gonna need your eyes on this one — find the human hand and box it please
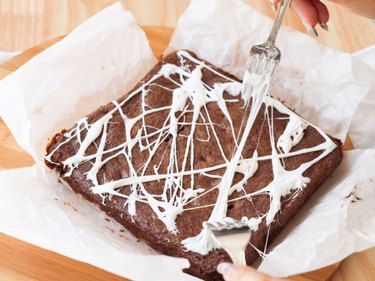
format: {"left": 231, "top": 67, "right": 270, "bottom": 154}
{"left": 217, "top": 262, "right": 293, "bottom": 281}
{"left": 270, "top": 0, "right": 375, "bottom": 37}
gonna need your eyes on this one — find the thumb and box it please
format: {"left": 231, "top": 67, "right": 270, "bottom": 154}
{"left": 217, "top": 262, "right": 272, "bottom": 281}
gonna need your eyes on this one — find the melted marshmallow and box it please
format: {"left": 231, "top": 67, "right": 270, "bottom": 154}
{"left": 45, "top": 50, "right": 337, "bottom": 256}
{"left": 277, "top": 115, "right": 308, "bottom": 153}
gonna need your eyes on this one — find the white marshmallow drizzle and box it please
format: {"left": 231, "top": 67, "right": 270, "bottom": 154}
{"left": 45, "top": 50, "right": 336, "bottom": 256}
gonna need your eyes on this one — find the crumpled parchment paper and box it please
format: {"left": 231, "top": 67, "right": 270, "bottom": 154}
{"left": 0, "top": 0, "right": 374, "bottom": 279}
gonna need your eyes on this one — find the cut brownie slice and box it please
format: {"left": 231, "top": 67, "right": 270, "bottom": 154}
{"left": 45, "top": 50, "right": 342, "bottom": 280}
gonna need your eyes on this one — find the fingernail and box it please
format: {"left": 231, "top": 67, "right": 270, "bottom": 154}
{"left": 217, "top": 262, "right": 233, "bottom": 274}
{"left": 318, "top": 21, "right": 329, "bottom": 32}
{"left": 302, "top": 21, "right": 319, "bottom": 37}
{"left": 269, "top": 0, "right": 276, "bottom": 12}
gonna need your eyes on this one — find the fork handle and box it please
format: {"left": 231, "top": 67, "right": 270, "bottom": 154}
{"left": 227, "top": 249, "right": 247, "bottom": 265}
{"left": 267, "top": 0, "right": 292, "bottom": 45}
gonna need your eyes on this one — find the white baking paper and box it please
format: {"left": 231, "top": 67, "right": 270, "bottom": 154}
{"left": 348, "top": 45, "right": 375, "bottom": 149}
{"left": 0, "top": 51, "right": 21, "bottom": 64}
{"left": 0, "top": 0, "right": 375, "bottom": 280}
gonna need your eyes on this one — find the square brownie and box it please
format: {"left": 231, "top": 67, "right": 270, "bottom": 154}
{"left": 45, "top": 50, "right": 342, "bottom": 280}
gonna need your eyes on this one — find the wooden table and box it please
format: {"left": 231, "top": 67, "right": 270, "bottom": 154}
{"left": 0, "top": 1, "right": 374, "bottom": 281}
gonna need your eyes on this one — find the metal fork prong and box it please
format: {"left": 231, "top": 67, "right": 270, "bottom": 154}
{"left": 248, "top": 54, "right": 259, "bottom": 73}
{"left": 256, "top": 55, "right": 268, "bottom": 74}
{"left": 204, "top": 219, "right": 251, "bottom": 265}
{"left": 243, "top": 0, "right": 290, "bottom": 101}
{"left": 265, "top": 59, "right": 277, "bottom": 73}
{"left": 204, "top": 218, "right": 249, "bottom": 231}
{"left": 211, "top": 226, "right": 249, "bottom": 237}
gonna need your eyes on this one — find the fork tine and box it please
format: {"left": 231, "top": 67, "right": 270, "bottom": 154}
{"left": 203, "top": 218, "right": 251, "bottom": 265}
{"left": 257, "top": 55, "right": 268, "bottom": 74}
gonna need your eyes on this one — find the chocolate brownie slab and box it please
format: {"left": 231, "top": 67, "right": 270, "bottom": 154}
{"left": 45, "top": 50, "right": 342, "bottom": 280}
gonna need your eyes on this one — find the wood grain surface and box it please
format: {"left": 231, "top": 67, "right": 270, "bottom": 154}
{"left": 0, "top": 1, "right": 374, "bottom": 281}
{"left": 0, "top": 0, "right": 374, "bottom": 53}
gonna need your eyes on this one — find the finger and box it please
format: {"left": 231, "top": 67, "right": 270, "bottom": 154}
{"left": 274, "top": 0, "right": 329, "bottom": 24}
{"left": 290, "top": 0, "right": 319, "bottom": 36}
{"left": 310, "top": 0, "right": 329, "bottom": 23}
{"left": 310, "top": 0, "right": 329, "bottom": 30}
{"left": 217, "top": 263, "right": 271, "bottom": 281}
{"left": 291, "top": 0, "right": 319, "bottom": 27}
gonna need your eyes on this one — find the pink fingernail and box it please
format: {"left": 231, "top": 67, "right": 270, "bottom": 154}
{"left": 217, "top": 262, "right": 233, "bottom": 274}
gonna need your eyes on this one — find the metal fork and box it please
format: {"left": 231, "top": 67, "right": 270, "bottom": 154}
{"left": 204, "top": 1, "right": 292, "bottom": 265}
{"left": 242, "top": 0, "right": 292, "bottom": 106}
{"left": 204, "top": 219, "right": 251, "bottom": 265}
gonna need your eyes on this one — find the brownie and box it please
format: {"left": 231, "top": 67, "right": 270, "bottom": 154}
{"left": 45, "top": 50, "right": 343, "bottom": 280}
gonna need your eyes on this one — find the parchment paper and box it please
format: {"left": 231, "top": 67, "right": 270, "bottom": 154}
{"left": 348, "top": 46, "right": 375, "bottom": 149}
{"left": 0, "top": 0, "right": 375, "bottom": 279}
{"left": 0, "top": 51, "right": 21, "bottom": 64}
